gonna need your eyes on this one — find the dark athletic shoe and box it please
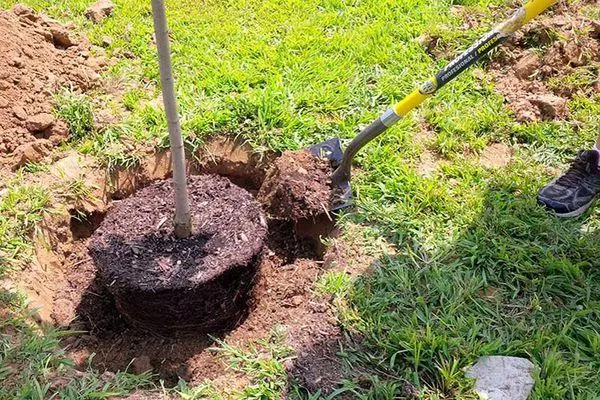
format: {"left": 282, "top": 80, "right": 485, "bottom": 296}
{"left": 538, "top": 150, "right": 600, "bottom": 217}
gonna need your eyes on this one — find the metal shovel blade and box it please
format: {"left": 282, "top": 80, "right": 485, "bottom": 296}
{"left": 308, "top": 138, "right": 352, "bottom": 211}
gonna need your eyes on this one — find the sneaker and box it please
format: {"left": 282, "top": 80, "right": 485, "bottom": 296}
{"left": 538, "top": 150, "right": 600, "bottom": 217}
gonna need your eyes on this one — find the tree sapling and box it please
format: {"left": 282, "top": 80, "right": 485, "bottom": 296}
{"left": 151, "top": 0, "right": 192, "bottom": 238}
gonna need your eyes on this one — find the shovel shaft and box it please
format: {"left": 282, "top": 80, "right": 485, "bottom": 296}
{"left": 332, "top": 0, "right": 557, "bottom": 186}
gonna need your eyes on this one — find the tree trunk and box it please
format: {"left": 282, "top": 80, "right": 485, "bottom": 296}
{"left": 151, "top": 0, "right": 192, "bottom": 238}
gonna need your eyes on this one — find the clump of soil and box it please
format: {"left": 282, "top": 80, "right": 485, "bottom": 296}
{"left": 489, "top": 1, "right": 599, "bottom": 122}
{"left": 0, "top": 5, "right": 104, "bottom": 168}
{"left": 258, "top": 150, "right": 333, "bottom": 220}
{"left": 88, "top": 175, "right": 268, "bottom": 333}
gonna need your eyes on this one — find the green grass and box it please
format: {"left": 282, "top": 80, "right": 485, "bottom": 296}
{"left": 54, "top": 90, "right": 95, "bottom": 141}
{"left": 0, "top": 180, "right": 50, "bottom": 276}
{"left": 1, "top": 0, "right": 600, "bottom": 398}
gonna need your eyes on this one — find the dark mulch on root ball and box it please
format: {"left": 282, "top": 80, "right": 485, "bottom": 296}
{"left": 257, "top": 150, "right": 333, "bottom": 220}
{"left": 88, "top": 175, "right": 268, "bottom": 334}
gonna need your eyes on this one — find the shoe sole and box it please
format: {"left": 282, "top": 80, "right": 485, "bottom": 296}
{"left": 552, "top": 199, "right": 595, "bottom": 218}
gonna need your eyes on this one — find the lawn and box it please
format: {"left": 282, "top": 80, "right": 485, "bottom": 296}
{"left": 1, "top": 0, "right": 599, "bottom": 398}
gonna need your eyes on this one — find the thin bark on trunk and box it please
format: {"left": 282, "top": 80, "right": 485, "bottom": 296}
{"left": 151, "top": 0, "right": 192, "bottom": 238}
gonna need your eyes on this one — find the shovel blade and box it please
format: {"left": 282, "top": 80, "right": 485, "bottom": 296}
{"left": 308, "top": 138, "right": 352, "bottom": 211}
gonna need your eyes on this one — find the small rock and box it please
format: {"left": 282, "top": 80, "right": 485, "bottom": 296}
{"left": 308, "top": 300, "right": 327, "bottom": 313}
{"left": 48, "top": 375, "right": 70, "bottom": 391}
{"left": 479, "top": 143, "right": 512, "bottom": 168}
{"left": 101, "top": 35, "right": 112, "bottom": 47}
{"left": 466, "top": 356, "right": 534, "bottom": 400}
{"left": 131, "top": 356, "right": 152, "bottom": 374}
{"left": 85, "top": 0, "right": 115, "bottom": 23}
{"left": 51, "top": 298, "right": 75, "bottom": 326}
{"left": 26, "top": 113, "right": 55, "bottom": 132}
{"left": 0, "top": 97, "right": 9, "bottom": 109}
{"left": 513, "top": 52, "right": 540, "bottom": 79}
{"left": 529, "top": 94, "right": 568, "bottom": 120}
{"left": 551, "top": 15, "right": 569, "bottom": 27}
{"left": 11, "top": 140, "right": 51, "bottom": 170}
{"left": 50, "top": 26, "right": 76, "bottom": 48}
{"left": 87, "top": 56, "right": 107, "bottom": 69}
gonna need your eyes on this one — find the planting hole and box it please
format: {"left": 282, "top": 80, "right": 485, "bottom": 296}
{"left": 50, "top": 150, "right": 337, "bottom": 384}
{"left": 69, "top": 210, "right": 106, "bottom": 240}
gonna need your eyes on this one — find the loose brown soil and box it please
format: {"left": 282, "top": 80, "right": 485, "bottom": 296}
{"left": 88, "top": 175, "right": 268, "bottom": 333}
{"left": 489, "top": 1, "right": 599, "bottom": 122}
{"left": 258, "top": 150, "right": 333, "bottom": 220}
{"left": 0, "top": 5, "right": 104, "bottom": 169}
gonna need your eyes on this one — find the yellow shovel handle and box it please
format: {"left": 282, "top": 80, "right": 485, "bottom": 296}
{"left": 332, "top": 0, "right": 557, "bottom": 185}
{"left": 389, "top": 0, "right": 557, "bottom": 119}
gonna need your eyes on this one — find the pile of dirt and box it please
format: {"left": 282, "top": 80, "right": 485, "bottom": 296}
{"left": 258, "top": 150, "right": 333, "bottom": 220}
{"left": 88, "top": 175, "right": 268, "bottom": 333}
{"left": 0, "top": 4, "right": 104, "bottom": 169}
{"left": 489, "top": 1, "right": 599, "bottom": 122}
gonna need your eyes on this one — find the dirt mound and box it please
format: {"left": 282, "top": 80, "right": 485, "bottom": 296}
{"left": 88, "top": 175, "right": 268, "bottom": 333}
{"left": 0, "top": 5, "right": 103, "bottom": 169}
{"left": 258, "top": 150, "right": 333, "bottom": 220}
{"left": 489, "top": 1, "right": 599, "bottom": 122}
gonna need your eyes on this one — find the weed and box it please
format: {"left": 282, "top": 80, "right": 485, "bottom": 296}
{"left": 54, "top": 90, "right": 95, "bottom": 141}
{"left": 122, "top": 88, "right": 146, "bottom": 111}
{"left": 79, "top": 124, "right": 142, "bottom": 173}
{"left": 20, "top": 162, "right": 50, "bottom": 174}
{"left": 0, "top": 182, "right": 50, "bottom": 275}
{"left": 212, "top": 326, "right": 292, "bottom": 399}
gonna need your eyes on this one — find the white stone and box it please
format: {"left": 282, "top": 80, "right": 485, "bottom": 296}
{"left": 466, "top": 356, "right": 535, "bottom": 400}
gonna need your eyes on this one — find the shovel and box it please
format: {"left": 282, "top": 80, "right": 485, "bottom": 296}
{"left": 310, "top": 0, "right": 557, "bottom": 210}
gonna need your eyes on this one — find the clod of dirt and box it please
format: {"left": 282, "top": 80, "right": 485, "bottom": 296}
{"left": 529, "top": 94, "right": 568, "bottom": 120}
{"left": 85, "top": 0, "right": 115, "bottom": 24}
{"left": 513, "top": 53, "right": 540, "bottom": 79}
{"left": 10, "top": 140, "right": 52, "bottom": 169}
{"left": 488, "top": 2, "right": 599, "bottom": 122}
{"left": 258, "top": 150, "right": 333, "bottom": 220}
{"left": 0, "top": 5, "right": 102, "bottom": 168}
{"left": 88, "top": 175, "right": 268, "bottom": 333}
